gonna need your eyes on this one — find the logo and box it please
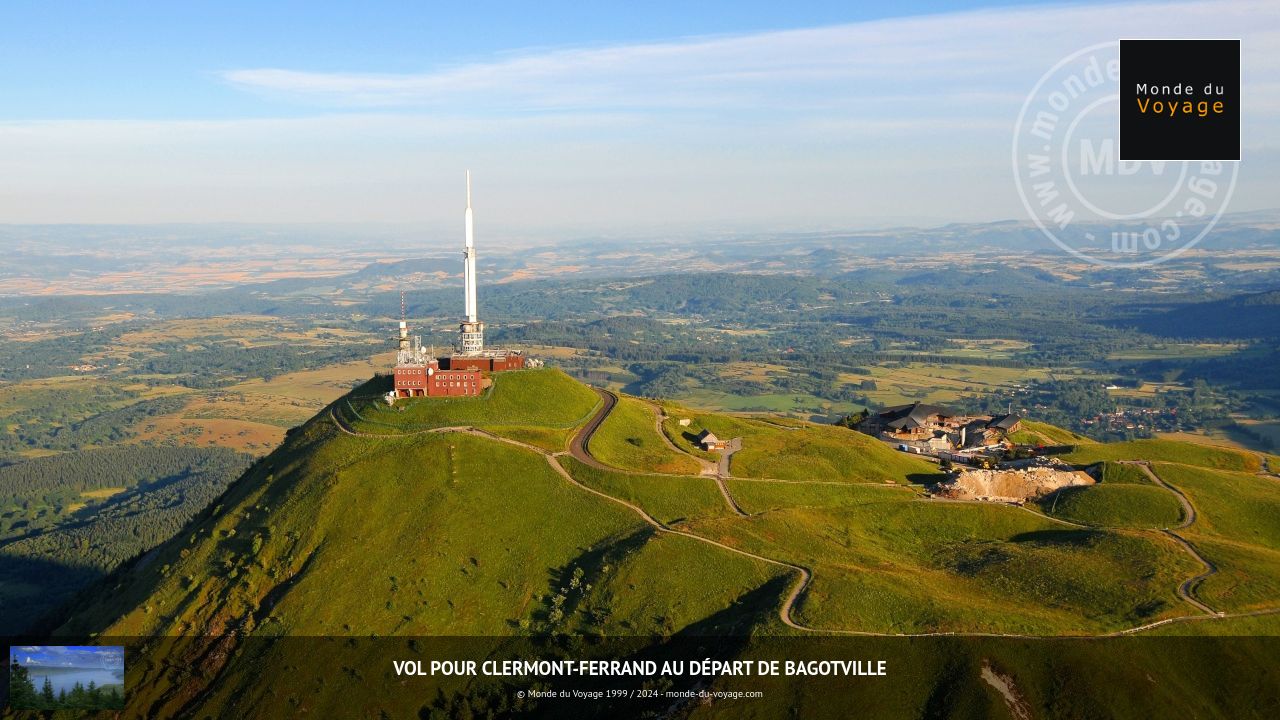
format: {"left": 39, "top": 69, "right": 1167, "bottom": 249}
{"left": 1012, "top": 42, "right": 1238, "bottom": 267}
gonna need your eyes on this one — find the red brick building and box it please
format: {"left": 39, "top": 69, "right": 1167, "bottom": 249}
{"left": 441, "top": 351, "right": 525, "bottom": 372}
{"left": 394, "top": 360, "right": 482, "bottom": 398}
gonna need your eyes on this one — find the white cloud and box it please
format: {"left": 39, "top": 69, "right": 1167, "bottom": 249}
{"left": 219, "top": 0, "right": 1280, "bottom": 117}
{"left": 2, "top": 0, "right": 1277, "bottom": 227}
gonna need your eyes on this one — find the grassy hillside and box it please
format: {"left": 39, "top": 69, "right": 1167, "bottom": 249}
{"left": 726, "top": 479, "right": 919, "bottom": 514}
{"left": 1011, "top": 420, "right": 1094, "bottom": 445}
{"left": 682, "top": 486, "right": 1197, "bottom": 634}
{"left": 1153, "top": 464, "right": 1280, "bottom": 550}
{"left": 561, "top": 456, "right": 728, "bottom": 525}
{"left": 1100, "top": 461, "right": 1155, "bottom": 484}
{"left": 662, "top": 408, "right": 939, "bottom": 483}
{"left": 344, "top": 368, "right": 599, "bottom": 433}
{"left": 588, "top": 396, "right": 702, "bottom": 475}
{"left": 1038, "top": 484, "right": 1186, "bottom": 529}
{"left": 58, "top": 423, "right": 772, "bottom": 641}
{"left": 36, "top": 370, "right": 1280, "bottom": 717}
{"left": 1063, "top": 439, "right": 1261, "bottom": 472}
{"left": 1153, "top": 463, "right": 1280, "bottom": 612}
{"left": 49, "top": 379, "right": 783, "bottom": 718}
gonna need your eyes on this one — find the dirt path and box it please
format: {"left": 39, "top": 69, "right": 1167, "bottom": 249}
{"left": 329, "top": 399, "right": 1276, "bottom": 638}
{"left": 648, "top": 402, "right": 719, "bottom": 476}
{"left": 1119, "top": 461, "right": 1221, "bottom": 616}
{"left": 714, "top": 438, "right": 749, "bottom": 517}
{"left": 1258, "top": 453, "right": 1280, "bottom": 481}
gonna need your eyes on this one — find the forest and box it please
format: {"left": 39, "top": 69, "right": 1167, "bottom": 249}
{"left": 0, "top": 446, "right": 250, "bottom": 634}
{"left": 7, "top": 662, "right": 124, "bottom": 712}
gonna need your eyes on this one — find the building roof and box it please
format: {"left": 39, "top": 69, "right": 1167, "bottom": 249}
{"left": 877, "top": 402, "right": 959, "bottom": 430}
{"left": 988, "top": 414, "right": 1022, "bottom": 430}
{"left": 695, "top": 430, "right": 720, "bottom": 444}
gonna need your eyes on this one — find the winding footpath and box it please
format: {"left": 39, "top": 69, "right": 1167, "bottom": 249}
{"left": 329, "top": 395, "right": 1278, "bottom": 639}
{"left": 713, "top": 437, "right": 749, "bottom": 517}
{"left": 1118, "top": 460, "right": 1222, "bottom": 616}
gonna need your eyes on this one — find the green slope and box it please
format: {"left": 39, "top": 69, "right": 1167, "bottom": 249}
{"left": 662, "top": 406, "right": 940, "bottom": 483}
{"left": 561, "top": 456, "right": 729, "bottom": 525}
{"left": 1063, "top": 439, "right": 1261, "bottom": 472}
{"left": 37, "top": 371, "right": 1280, "bottom": 718}
{"left": 1152, "top": 463, "right": 1280, "bottom": 612}
{"left": 58, "top": 420, "right": 774, "bottom": 641}
{"left": 1038, "top": 484, "right": 1186, "bottom": 529}
{"left": 588, "top": 395, "right": 702, "bottom": 475}
{"left": 688, "top": 485, "right": 1197, "bottom": 635}
{"left": 345, "top": 367, "right": 600, "bottom": 433}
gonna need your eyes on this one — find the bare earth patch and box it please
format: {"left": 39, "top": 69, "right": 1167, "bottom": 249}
{"left": 934, "top": 459, "right": 1095, "bottom": 503}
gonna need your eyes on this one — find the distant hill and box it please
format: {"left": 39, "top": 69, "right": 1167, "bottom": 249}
{"left": 1125, "top": 290, "right": 1280, "bottom": 340}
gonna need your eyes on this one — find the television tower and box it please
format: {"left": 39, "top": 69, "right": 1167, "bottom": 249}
{"left": 458, "top": 171, "right": 485, "bottom": 354}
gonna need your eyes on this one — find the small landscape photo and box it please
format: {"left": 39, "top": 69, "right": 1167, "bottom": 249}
{"left": 8, "top": 645, "right": 125, "bottom": 711}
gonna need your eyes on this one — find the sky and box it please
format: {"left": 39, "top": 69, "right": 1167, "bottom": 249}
{"left": 10, "top": 646, "right": 124, "bottom": 670}
{"left": 1, "top": 0, "right": 1277, "bottom": 237}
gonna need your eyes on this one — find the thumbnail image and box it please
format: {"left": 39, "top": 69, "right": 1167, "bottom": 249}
{"left": 7, "top": 646, "right": 124, "bottom": 711}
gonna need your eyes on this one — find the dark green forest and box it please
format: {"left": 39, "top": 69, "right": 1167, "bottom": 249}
{"left": 0, "top": 447, "right": 250, "bottom": 634}
{"left": 7, "top": 661, "right": 123, "bottom": 712}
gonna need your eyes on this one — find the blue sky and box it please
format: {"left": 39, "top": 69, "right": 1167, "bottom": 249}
{"left": 1, "top": 0, "right": 1276, "bottom": 233}
{"left": 1, "top": 0, "right": 1072, "bottom": 120}
{"left": 10, "top": 646, "right": 124, "bottom": 670}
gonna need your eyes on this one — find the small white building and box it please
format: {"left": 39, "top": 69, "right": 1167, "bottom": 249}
{"left": 696, "top": 430, "right": 727, "bottom": 451}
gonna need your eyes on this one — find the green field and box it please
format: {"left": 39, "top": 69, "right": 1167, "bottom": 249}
{"left": 1099, "top": 461, "right": 1155, "bottom": 484}
{"left": 725, "top": 479, "right": 919, "bottom": 514}
{"left": 850, "top": 362, "right": 1083, "bottom": 407}
{"left": 1105, "top": 343, "right": 1242, "bottom": 361}
{"left": 1039, "top": 484, "right": 1185, "bottom": 529}
{"left": 588, "top": 396, "right": 702, "bottom": 474}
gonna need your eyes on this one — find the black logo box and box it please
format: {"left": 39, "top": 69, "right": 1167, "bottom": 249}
{"left": 1120, "top": 39, "right": 1240, "bottom": 161}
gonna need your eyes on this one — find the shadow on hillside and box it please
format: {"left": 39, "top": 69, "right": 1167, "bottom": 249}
{"left": 533, "top": 527, "right": 657, "bottom": 631}
{"left": 1038, "top": 485, "right": 1090, "bottom": 507}
{"left": 1008, "top": 528, "right": 1102, "bottom": 547}
{"left": 0, "top": 553, "right": 102, "bottom": 635}
{"left": 906, "top": 472, "right": 948, "bottom": 487}
{"left": 673, "top": 573, "right": 791, "bottom": 637}
{"left": 680, "top": 431, "right": 702, "bottom": 446}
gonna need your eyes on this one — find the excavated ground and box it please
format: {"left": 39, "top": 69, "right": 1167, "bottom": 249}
{"left": 933, "top": 459, "right": 1095, "bottom": 504}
